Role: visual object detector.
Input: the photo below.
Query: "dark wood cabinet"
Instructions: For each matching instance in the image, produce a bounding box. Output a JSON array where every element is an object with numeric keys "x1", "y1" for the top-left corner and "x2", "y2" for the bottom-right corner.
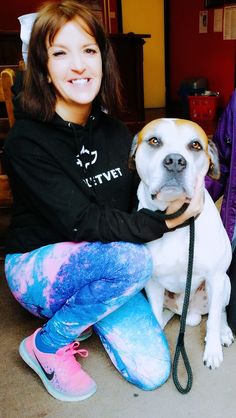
[
  {"x1": 110, "y1": 34, "x2": 150, "y2": 126},
  {"x1": 0, "y1": 31, "x2": 22, "y2": 65}
]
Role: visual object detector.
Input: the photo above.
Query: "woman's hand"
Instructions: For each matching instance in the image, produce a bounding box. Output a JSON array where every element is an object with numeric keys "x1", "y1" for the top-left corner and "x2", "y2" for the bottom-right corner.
[{"x1": 165, "y1": 175, "x2": 205, "y2": 229}]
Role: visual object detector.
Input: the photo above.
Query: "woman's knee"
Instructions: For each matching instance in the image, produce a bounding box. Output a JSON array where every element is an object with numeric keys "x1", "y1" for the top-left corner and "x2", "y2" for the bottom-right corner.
[{"x1": 104, "y1": 242, "x2": 153, "y2": 289}]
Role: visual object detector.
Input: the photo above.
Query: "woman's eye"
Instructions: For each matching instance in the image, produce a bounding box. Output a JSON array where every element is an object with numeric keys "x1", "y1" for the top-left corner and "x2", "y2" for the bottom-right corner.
[
  {"x1": 84, "y1": 48, "x2": 97, "y2": 55},
  {"x1": 52, "y1": 50, "x2": 66, "y2": 57},
  {"x1": 148, "y1": 137, "x2": 161, "y2": 147},
  {"x1": 190, "y1": 140, "x2": 202, "y2": 151}
]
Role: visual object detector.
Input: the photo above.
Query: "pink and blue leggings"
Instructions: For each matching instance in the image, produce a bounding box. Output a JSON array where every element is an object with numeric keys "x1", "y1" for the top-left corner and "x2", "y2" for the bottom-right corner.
[{"x1": 5, "y1": 241, "x2": 171, "y2": 390}]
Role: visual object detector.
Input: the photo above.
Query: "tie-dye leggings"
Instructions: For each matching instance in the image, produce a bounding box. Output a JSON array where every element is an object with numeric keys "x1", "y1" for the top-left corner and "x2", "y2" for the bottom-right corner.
[{"x1": 5, "y1": 241, "x2": 171, "y2": 390}]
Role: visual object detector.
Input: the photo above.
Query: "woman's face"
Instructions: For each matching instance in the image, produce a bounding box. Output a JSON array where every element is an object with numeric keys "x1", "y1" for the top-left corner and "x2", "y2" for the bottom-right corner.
[{"x1": 47, "y1": 19, "x2": 103, "y2": 122}]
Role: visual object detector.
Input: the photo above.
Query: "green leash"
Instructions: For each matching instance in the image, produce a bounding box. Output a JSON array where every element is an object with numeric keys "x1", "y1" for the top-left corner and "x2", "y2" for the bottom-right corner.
[
  {"x1": 172, "y1": 217, "x2": 195, "y2": 394},
  {"x1": 154, "y1": 204, "x2": 195, "y2": 394}
]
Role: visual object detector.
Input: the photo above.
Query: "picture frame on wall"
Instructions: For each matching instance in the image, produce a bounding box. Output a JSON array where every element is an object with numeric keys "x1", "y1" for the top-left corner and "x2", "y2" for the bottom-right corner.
[
  {"x1": 79, "y1": 0, "x2": 122, "y2": 34},
  {"x1": 79, "y1": 0, "x2": 105, "y2": 27},
  {"x1": 204, "y1": 0, "x2": 224, "y2": 7}
]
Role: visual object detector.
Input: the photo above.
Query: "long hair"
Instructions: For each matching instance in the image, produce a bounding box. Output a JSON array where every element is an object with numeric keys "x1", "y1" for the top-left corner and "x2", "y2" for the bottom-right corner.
[{"x1": 21, "y1": 0, "x2": 123, "y2": 121}]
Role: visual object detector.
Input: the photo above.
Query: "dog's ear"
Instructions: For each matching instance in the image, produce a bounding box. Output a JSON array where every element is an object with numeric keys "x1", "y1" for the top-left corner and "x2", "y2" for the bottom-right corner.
[
  {"x1": 128, "y1": 134, "x2": 139, "y2": 170},
  {"x1": 207, "y1": 138, "x2": 220, "y2": 179}
]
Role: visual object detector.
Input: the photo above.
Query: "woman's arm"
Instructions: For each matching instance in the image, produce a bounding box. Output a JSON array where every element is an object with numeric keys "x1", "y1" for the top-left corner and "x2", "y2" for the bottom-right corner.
[{"x1": 4, "y1": 132, "x2": 170, "y2": 244}]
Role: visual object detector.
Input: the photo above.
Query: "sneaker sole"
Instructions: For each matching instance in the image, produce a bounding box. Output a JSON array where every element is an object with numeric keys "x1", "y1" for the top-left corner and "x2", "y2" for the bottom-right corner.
[
  {"x1": 19, "y1": 338, "x2": 97, "y2": 402},
  {"x1": 76, "y1": 327, "x2": 93, "y2": 342}
]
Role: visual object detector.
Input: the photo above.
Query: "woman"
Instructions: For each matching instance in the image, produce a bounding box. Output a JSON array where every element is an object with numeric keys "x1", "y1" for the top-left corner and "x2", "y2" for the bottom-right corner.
[
  {"x1": 206, "y1": 89, "x2": 236, "y2": 335},
  {"x1": 3, "y1": 0, "x2": 203, "y2": 402}
]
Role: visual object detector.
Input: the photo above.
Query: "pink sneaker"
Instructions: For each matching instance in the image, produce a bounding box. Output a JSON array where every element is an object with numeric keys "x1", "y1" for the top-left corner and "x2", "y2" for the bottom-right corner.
[{"x1": 19, "y1": 328, "x2": 97, "y2": 402}]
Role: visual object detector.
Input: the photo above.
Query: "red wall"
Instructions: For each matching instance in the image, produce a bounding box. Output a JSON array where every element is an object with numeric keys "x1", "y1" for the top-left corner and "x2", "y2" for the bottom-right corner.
[
  {"x1": 0, "y1": 1, "x2": 45, "y2": 31},
  {"x1": 0, "y1": 1, "x2": 118, "y2": 31},
  {"x1": 169, "y1": 0, "x2": 236, "y2": 108}
]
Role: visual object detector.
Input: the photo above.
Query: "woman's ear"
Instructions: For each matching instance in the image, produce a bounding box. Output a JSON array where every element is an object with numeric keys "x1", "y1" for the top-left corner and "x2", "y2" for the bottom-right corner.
[
  {"x1": 128, "y1": 134, "x2": 139, "y2": 170},
  {"x1": 207, "y1": 139, "x2": 220, "y2": 179}
]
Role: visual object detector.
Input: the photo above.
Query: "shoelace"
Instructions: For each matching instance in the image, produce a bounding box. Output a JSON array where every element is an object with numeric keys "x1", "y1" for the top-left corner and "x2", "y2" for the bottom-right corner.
[{"x1": 57, "y1": 341, "x2": 89, "y2": 361}]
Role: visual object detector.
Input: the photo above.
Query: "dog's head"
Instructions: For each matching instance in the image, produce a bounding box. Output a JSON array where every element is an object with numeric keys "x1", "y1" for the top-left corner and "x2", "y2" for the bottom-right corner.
[{"x1": 129, "y1": 118, "x2": 220, "y2": 205}]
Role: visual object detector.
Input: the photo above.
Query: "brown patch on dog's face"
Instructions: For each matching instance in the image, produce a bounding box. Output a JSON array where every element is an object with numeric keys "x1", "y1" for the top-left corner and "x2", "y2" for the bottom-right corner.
[{"x1": 206, "y1": 139, "x2": 220, "y2": 179}]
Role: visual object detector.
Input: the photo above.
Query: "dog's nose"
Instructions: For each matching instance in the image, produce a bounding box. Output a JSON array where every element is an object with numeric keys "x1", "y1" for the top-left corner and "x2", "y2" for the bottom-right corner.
[{"x1": 163, "y1": 153, "x2": 187, "y2": 172}]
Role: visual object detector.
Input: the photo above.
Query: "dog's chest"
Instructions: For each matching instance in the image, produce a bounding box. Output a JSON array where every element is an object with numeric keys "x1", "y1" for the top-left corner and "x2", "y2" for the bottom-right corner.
[
  {"x1": 146, "y1": 222, "x2": 213, "y2": 293},
  {"x1": 148, "y1": 227, "x2": 191, "y2": 269}
]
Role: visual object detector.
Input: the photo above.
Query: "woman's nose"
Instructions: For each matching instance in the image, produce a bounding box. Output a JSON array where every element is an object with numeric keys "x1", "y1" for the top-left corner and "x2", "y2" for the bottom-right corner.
[{"x1": 70, "y1": 53, "x2": 85, "y2": 73}]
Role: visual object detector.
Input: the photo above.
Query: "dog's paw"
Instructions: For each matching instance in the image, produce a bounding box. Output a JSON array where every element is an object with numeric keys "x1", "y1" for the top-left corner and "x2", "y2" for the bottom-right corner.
[
  {"x1": 162, "y1": 309, "x2": 175, "y2": 328},
  {"x1": 186, "y1": 312, "x2": 202, "y2": 326},
  {"x1": 203, "y1": 341, "x2": 223, "y2": 369},
  {"x1": 220, "y1": 324, "x2": 234, "y2": 347}
]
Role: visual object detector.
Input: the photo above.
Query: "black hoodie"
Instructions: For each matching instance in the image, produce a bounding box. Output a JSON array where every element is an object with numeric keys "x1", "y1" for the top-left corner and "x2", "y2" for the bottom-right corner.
[{"x1": 3, "y1": 108, "x2": 169, "y2": 253}]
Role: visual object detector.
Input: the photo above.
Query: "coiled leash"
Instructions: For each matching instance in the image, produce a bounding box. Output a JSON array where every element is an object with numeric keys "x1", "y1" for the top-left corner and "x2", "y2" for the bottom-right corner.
[{"x1": 155, "y1": 203, "x2": 195, "y2": 394}]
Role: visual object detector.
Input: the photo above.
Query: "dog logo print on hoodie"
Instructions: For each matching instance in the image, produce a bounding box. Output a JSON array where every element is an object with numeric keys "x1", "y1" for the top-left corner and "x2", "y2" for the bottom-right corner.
[{"x1": 76, "y1": 145, "x2": 97, "y2": 169}]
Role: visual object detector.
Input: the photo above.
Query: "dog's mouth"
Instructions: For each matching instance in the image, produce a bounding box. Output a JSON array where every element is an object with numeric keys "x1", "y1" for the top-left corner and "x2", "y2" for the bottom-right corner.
[{"x1": 151, "y1": 180, "x2": 189, "y2": 202}]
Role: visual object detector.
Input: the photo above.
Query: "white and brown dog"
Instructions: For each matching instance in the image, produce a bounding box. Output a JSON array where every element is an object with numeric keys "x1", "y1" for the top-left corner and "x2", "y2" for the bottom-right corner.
[{"x1": 130, "y1": 118, "x2": 234, "y2": 369}]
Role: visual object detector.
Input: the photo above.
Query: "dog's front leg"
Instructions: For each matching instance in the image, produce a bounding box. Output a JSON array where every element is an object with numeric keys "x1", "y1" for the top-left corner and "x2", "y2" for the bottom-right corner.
[
  {"x1": 145, "y1": 278, "x2": 166, "y2": 328},
  {"x1": 203, "y1": 272, "x2": 233, "y2": 369}
]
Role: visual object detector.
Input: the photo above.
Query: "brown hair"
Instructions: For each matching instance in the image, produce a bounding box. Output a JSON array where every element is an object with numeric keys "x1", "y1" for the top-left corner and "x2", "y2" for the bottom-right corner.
[{"x1": 21, "y1": 0, "x2": 123, "y2": 121}]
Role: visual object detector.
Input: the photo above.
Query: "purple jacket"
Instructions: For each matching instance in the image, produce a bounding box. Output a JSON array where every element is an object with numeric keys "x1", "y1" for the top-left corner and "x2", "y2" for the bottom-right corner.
[{"x1": 205, "y1": 89, "x2": 236, "y2": 242}]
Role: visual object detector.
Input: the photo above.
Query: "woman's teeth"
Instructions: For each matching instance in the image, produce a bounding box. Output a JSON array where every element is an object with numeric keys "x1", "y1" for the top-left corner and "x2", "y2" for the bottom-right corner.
[{"x1": 72, "y1": 78, "x2": 89, "y2": 85}]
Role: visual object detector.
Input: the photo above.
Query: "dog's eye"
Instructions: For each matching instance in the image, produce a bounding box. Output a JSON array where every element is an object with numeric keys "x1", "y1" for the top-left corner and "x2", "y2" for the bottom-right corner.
[
  {"x1": 148, "y1": 137, "x2": 162, "y2": 147},
  {"x1": 189, "y1": 140, "x2": 202, "y2": 151}
]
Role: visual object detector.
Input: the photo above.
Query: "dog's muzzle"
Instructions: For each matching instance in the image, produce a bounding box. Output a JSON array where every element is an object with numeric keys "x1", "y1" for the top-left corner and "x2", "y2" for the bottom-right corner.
[
  {"x1": 151, "y1": 154, "x2": 188, "y2": 201},
  {"x1": 163, "y1": 153, "x2": 187, "y2": 173}
]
